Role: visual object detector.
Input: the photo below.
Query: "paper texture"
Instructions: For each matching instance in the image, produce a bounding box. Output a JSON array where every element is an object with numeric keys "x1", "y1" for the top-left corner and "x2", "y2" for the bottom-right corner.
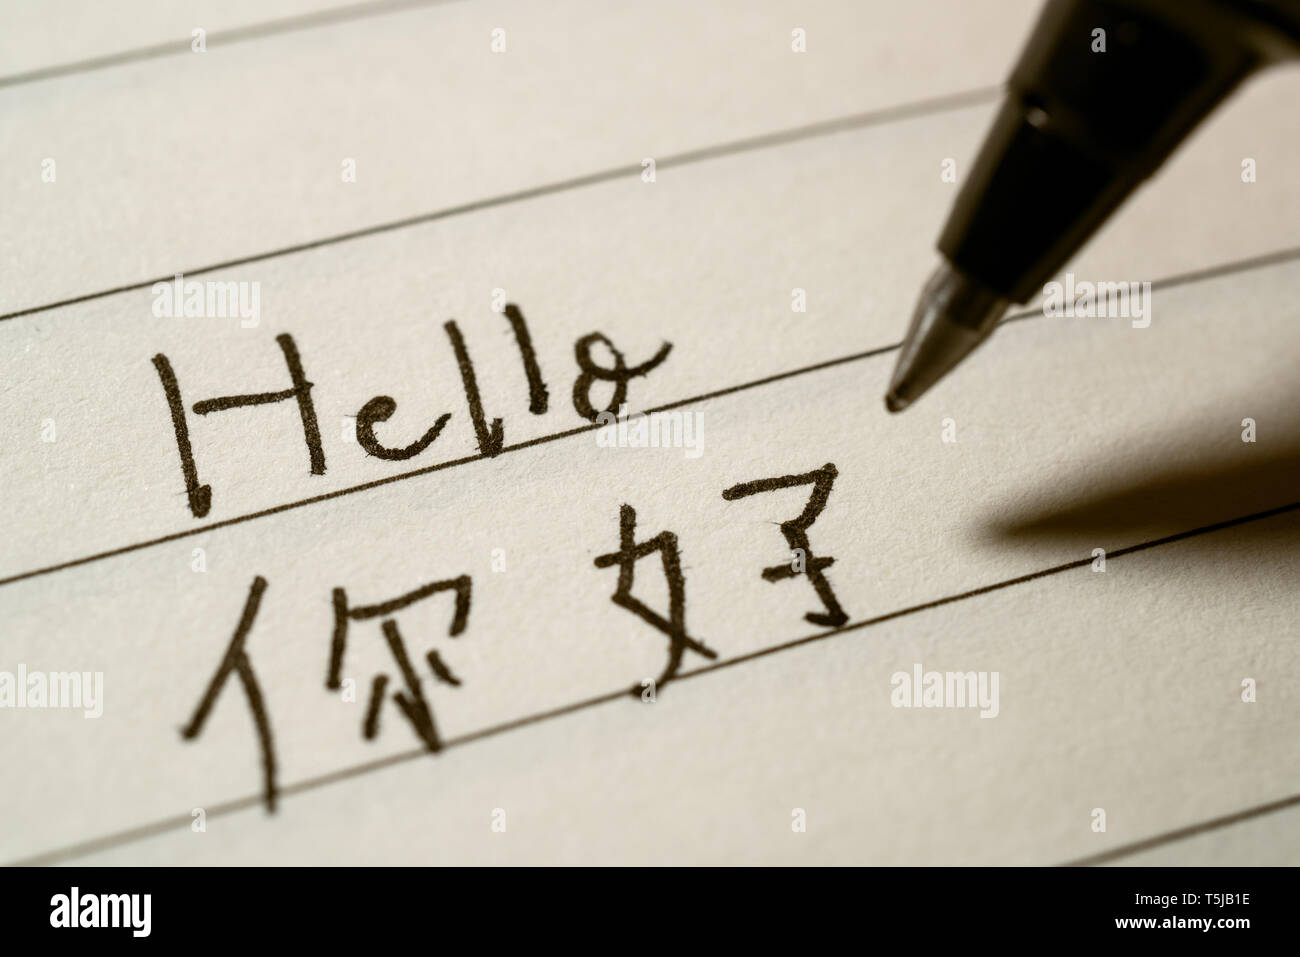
[{"x1": 1, "y1": 0, "x2": 1297, "y2": 865}]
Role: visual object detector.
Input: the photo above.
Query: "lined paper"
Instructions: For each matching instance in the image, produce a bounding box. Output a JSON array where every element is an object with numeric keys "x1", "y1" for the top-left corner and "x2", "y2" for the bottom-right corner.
[{"x1": 2, "y1": 0, "x2": 1298, "y2": 866}]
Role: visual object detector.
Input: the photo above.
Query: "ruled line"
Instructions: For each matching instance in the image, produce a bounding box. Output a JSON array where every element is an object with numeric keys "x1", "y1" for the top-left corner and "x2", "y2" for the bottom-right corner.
[
  {"x1": 0, "y1": 0, "x2": 467, "y2": 90},
  {"x1": 4, "y1": 241, "x2": 1300, "y2": 592},
  {"x1": 1062, "y1": 790, "x2": 1300, "y2": 867},
  {"x1": 9, "y1": 495, "x2": 1298, "y2": 867},
  {"x1": 999, "y1": 242, "x2": 1300, "y2": 325},
  {"x1": 0, "y1": 87, "x2": 1002, "y2": 324}
]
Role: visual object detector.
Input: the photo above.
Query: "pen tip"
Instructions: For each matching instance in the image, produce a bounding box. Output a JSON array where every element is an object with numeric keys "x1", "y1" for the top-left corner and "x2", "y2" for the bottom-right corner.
[{"x1": 884, "y1": 261, "x2": 1009, "y2": 413}]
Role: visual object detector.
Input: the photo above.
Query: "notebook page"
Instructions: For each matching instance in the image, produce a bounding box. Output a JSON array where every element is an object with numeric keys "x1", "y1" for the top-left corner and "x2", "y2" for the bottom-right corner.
[
  {"x1": 0, "y1": 0, "x2": 395, "y2": 83},
  {"x1": 0, "y1": 0, "x2": 1035, "y2": 316},
  {"x1": 2, "y1": 0, "x2": 1297, "y2": 866}
]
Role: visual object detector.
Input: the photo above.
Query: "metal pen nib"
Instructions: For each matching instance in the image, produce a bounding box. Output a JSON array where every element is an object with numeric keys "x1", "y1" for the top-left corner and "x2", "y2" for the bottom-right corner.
[{"x1": 884, "y1": 261, "x2": 1010, "y2": 413}]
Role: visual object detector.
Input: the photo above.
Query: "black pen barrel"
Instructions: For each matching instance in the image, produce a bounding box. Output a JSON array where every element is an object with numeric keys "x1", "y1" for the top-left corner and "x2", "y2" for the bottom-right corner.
[{"x1": 938, "y1": 0, "x2": 1300, "y2": 303}]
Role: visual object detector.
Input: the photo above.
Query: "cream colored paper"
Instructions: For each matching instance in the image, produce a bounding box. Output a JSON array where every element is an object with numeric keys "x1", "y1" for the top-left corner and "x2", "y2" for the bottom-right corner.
[{"x1": 1, "y1": 0, "x2": 1296, "y2": 866}]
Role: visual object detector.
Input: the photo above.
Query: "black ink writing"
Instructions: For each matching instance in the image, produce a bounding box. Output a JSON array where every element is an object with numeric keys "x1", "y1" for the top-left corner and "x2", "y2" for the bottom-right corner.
[
  {"x1": 572, "y1": 333, "x2": 672, "y2": 422},
  {"x1": 444, "y1": 319, "x2": 504, "y2": 457},
  {"x1": 328, "y1": 575, "x2": 472, "y2": 751},
  {"x1": 150, "y1": 304, "x2": 673, "y2": 519},
  {"x1": 354, "y1": 396, "x2": 451, "y2": 461},
  {"x1": 181, "y1": 575, "x2": 279, "y2": 811},
  {"x1": 594, "y1": 503, "x2": 716, "y2": 695},
  {"x1": 503, "y1": 303, "x2": 549, "y2": 415},
  {"x1": 153, "y1": 334, "x2": 325, "y2": 519},
  {"x1": 722, "y1": 463, "x2": 849, "y2": 628}
]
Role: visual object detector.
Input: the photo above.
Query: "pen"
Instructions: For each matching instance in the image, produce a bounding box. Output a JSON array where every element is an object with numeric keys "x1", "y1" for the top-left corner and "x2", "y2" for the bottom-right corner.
[{"x1": 885, "y1": 0, "x2": 1300, "y2": 413}]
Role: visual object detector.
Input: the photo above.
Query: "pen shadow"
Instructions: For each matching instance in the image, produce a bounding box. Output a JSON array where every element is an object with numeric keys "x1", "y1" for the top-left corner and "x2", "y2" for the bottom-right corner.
[{"x1": 983, "y1": 413, "x2": 1300, "y2": 559}]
